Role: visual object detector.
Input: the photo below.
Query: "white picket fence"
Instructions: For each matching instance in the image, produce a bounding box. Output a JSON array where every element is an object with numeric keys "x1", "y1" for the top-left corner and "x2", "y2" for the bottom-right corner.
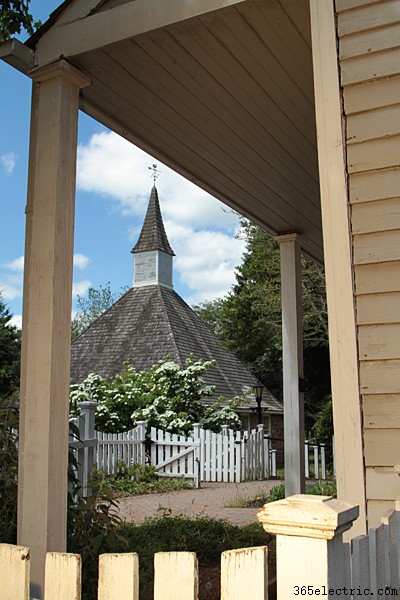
[
  {"x1": 70, "y1": 403, "x2": 332, "y2": 492},
  {"x1": 96, "y1": 422, "x2": 146, "y2": 474},
  {"x1": 70, "y1": 402, "x2": 274, "y2": 489},
  {"x1": 3, "y1": 497, "x2": 400, "y2": 599},
  {"x1": 150, "y1": 426, "x2": 201, "y2": 487}
]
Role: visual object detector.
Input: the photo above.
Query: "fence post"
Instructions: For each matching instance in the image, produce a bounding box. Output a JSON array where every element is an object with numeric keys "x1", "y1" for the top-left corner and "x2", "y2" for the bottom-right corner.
[
  {"x1": 305, "y1": 440, "x2": 310, "y2": 478},
  {"x1": 136, "y1": 421, "x2": 146, "y2": 465},
  {"x1": 192, "y1": 423, "x2": 201, "y2": 488},
  {"x1": 258, "y1": 495, "x2": 359, "y2": 599},
  {"x1": 270, "y1": 449, "x2": 277, "y2": 477},
  {"x1": 313, "y1": 445, "x2": 319, "y2": 479},
  {"x1": 77, "y1": 401, "x2": 97, "y2": 495},
  {"x1": 321, "y1": 444, "x2": 326, "y2": 480}
]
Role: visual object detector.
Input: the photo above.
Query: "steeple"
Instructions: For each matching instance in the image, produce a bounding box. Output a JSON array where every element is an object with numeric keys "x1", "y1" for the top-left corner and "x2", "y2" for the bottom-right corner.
[{"x1": 131, "y1": 185, "x2": 175, "y2": 289}]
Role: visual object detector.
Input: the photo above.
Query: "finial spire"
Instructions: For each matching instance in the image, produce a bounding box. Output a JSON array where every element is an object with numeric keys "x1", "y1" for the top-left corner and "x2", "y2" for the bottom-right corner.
[{"x1": 148, "y1": 163, "x2": 160, "y2": 185}]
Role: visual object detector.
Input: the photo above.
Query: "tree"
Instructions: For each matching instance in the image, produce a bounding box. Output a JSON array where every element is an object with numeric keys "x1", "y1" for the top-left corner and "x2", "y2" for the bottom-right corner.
[
  {"x1": 0, "y1": 0, "x2": 40, "y2": 42},
  {"x1": 193, "y1": 221, "x2": 331, "y2": 433},
  {"x1": 70, "y1": 358, "x2": 242, "y2": 434},
  {"x1": 71, "y1": 283, "x2": 128, "y2": 340},
  {"x1": 0, "y1": 292, "x2": 20, "y2": 400}
]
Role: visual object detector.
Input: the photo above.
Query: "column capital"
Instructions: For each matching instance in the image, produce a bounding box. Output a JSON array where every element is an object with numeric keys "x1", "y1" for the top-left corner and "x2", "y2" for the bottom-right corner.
[
  {"x1": 258, "y1": 494, "x2": 359, "y2": 540},
  {"x1": 274, "y1": 232, "x2": 302, "y2": 245},
  {"x1": 29, "y1": 59, "x2": 91, "y2": 89}
]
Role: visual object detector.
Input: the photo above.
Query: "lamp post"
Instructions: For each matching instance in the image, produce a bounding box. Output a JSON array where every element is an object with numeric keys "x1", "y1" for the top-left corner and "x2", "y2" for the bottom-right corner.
[{"x1": 253, "y1": 384, "x2": 264, "y2": 425}]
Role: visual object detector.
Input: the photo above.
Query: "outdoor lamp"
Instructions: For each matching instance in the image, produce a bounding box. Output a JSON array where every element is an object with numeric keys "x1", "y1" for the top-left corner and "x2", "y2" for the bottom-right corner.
[{"x1": 253, "y1": 384, "x2": 264, "y2": 425}]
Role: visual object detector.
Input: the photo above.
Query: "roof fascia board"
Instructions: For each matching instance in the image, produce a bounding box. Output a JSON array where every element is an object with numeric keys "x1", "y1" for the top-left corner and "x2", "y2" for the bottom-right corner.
[
  {"x1": 0, "y1": 38, "x2": 34, "y2": 74},
  {"x1": 35, "y1": 0, "x2": 247, "y2": 67},
  {"x1": 52, "y1": 0, "x2": 104, "y2": 28}
]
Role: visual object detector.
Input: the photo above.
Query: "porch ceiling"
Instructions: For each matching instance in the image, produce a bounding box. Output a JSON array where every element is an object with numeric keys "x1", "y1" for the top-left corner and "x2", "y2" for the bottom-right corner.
[{"x1": 38, "y1": 0, "x2": 323, "y2": 261}]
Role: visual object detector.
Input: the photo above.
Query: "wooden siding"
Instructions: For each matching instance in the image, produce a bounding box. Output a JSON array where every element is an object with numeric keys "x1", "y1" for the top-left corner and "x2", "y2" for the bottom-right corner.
[{"x1": 337, "y1": 0, "x2": 400, "y2": 527}]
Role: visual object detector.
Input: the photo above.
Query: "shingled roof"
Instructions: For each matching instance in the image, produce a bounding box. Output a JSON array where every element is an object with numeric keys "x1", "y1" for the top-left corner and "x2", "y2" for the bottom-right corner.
[
  {"x1": 71, "y1": 185, "x2": 282, "y2": 414},
  {"x1": 70, "y1": 284, "x2": 282, "y2": 412},
  {"x1": 131, "y1": 186, "x2": 174, "y2": 256}
]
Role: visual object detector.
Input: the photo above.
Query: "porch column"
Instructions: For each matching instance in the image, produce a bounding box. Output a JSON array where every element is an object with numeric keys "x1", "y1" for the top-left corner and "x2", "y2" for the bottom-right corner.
[
  {"x1": 309, "y1": 0, "x2": 366, "y2": 535},
  {"x1": 276, "y1": 233, "x2": 305, "y2": 496},
  {"x1": 18, "y1": 60, "x2": 90, "y2": 598}
]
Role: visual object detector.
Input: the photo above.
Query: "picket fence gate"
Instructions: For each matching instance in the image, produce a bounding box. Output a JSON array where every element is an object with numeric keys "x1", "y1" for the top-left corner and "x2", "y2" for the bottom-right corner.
[
  {"x1": 3, "y1": 496, "x2": 400, "y2": 600},
  {"x1": 70, "y1": 403, "x2": 273, "y2": 489},
  {"x1": 70, "y1": 403, "x2": 332, "y2": 492}
]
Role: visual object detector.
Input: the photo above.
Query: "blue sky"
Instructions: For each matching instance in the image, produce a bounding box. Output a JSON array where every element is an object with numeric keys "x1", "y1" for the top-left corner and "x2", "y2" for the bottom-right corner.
[{"x1": 0, "y1": 0, "x2": 246, "y2": 328}]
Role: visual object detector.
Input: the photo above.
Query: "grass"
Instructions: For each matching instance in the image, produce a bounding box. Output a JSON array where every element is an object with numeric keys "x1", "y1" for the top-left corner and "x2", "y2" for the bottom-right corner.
[{"x1": 226, "y1": 480, "x2": 337, "y2": 509}]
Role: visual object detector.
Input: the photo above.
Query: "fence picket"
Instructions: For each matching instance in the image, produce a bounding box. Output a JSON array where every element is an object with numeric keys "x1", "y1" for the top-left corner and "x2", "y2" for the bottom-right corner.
[
  {"x1": 351, "y1": 535, "x2": 371, "y2": 595},
  {"x1": 44, "y1": 552, "x2": 81, "y2": 600},
  {"x1": 313, "y1": 445, "x2": 319, "y2": 479},
  {"x1": 0, "y1": 544, "x2": 30, "y2": 600},
  {"x1": 221, "y1": 546, "x2": 268, "y2": 600},
  {"x1": 98, "y1": 553, "x2": 139, "y2": 600},
  {"x1": 235, "y1": 431, "x2": 242, "y2": 483},
  {"x1": 381, "y1": 511, "x2": 394, "y2": 596},
  {"x1": 154, "y1": 552, "x2": 198, "y2": 600}
]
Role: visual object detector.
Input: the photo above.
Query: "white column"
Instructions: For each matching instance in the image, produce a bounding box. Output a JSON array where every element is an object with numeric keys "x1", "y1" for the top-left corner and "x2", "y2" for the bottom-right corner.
[
  {"x1": 258, "y1": 494, "x2": 359, "y2": 599},
  {"x1": 18, "y1": 60, "x2": 90, "y2": 598},
  {"x1": 276, "y1": 233, "x2": 305, "y2": 495},
  {"x1": 309, "y1": 0, "x2": 366, "y2": 535}
]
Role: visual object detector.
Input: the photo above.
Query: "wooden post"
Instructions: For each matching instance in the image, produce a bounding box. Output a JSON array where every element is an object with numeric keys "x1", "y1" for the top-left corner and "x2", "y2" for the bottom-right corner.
[
  {"x1": 258, "y1": 494, "x2": 359, "y2": 599},
  {"x1": 17, "y1": 60, "x2": 90, "y2": 598},
  {"x1": 276, "y1": 233, "x2": 305, "y2": 495},
  {"x1": 309, "y1": 0, "x2": 366, "y2": 534},
  {"x1": 77, "y1": 401, "x2": 98, "y2": 495}
]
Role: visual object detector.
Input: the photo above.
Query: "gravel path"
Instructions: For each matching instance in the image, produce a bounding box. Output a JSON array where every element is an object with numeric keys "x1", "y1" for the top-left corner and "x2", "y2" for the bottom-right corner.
[{"x1": 116, "y1": 479, "x2": 279, "y2": 526}]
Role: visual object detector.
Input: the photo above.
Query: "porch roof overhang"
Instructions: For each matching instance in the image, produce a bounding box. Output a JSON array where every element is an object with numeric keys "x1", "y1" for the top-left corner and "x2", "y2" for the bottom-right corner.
[{"x1": 1, "y1": 0, "x2": 322, "y2": 263}]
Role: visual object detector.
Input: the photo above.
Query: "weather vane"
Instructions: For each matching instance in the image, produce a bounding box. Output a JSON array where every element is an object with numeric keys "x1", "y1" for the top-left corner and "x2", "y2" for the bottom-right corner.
[{"x1": 148, "y1": 163, "x2": 160, "y2": 184}]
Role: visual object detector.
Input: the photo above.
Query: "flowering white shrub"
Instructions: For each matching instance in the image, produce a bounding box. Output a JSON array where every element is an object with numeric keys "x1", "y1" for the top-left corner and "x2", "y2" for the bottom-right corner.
[{"x1": 70, "y1": 358, "x2": 242, "y2": 434}]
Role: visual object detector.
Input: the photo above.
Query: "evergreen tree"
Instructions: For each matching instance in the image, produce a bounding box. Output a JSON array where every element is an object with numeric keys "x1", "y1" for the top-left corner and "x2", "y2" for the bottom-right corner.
[
  {"x1": 0, "y1": 293, "x2": 21, "y2": 400},
  {"x1": 194, "y1": 222, "x2": 331, "y2": 433}
]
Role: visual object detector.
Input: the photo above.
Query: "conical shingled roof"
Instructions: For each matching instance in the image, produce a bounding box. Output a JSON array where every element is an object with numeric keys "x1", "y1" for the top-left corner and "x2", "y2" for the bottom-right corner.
[
  {"x1": 131, "y1": 186, "x2": 175, "y2": 256},
  {"x1": 70, "y1": 285, "x2": 282, "y2": 412}
]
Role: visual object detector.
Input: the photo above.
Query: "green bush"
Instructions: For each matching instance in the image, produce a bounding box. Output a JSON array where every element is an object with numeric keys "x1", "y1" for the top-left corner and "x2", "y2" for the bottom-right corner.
[
  {"x1": 307, "y1": 479, "x2": 337, "y2": 497},
  {"x1": 0, "y1": 409, "x2": 18, "y2": 543},
  {"x1": 91, "y1": 462, "x2": 192, "y2": 495}
]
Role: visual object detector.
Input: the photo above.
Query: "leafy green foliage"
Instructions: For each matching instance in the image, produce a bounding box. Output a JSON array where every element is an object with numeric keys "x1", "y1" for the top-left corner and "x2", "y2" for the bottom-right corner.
[
  {"x1": 307, "y1": 479, "x2": 336, "y2": 497},
  {"x1": 70, "y1": 357, "x2": 242, "y2": 434},
  {"x1": 92, "y1": 462, "x2": 191, "y2": 495},
  {"x1": 0, "y1": 0, "x2": 40, "y2": 41},
  {"x1": 0, "y1": 293, "x2": 21, "y2": 401},
  {"x1": 0, "y1": 417, "x2": 128, "y2": 600},
  {"x1": 71, "y1": 283, "x2": 128, "y2": 340},
  {"x1": 0, "y1": 409, "x2": 18, "y2": 543},
  {"x1": 67, "y1": 470, "x2": 127, "y2": 600}
]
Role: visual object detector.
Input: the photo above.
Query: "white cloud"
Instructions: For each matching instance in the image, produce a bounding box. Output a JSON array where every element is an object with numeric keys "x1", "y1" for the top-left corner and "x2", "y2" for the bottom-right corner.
[
  {"x1": 7, "y1": 314, "x2": 22, "y2": 329},
  {"x1": 0, "y1": 281, "x2": 22, "y2": 301},
  {"x1": 73, "y1": 253, "x2": 91, "y2": 270},
  {"x1": 166, "y1": 223, "x2": 245, "y2": 304},
  {"x1": 77, "y1": 131, "x2": 239, "y2": 230},
  {"x1": 76, "y1": 130, "x2": 247, "y2": 304},
  {"x1": 4, "y1": 255, "x2": 24, "y2": 271},
  {"x1": 72, "y1": 280, "x2": 92, "y2": 298},
  {"x1": 1, "y1": 152, "x2": 17, "y2": 175}
]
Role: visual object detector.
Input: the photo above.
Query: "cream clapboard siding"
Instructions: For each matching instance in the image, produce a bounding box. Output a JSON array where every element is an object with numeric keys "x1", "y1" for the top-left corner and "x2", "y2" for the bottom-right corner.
[{"x1": 337, "y1": 0, "x2": 400, "y2": 526}]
